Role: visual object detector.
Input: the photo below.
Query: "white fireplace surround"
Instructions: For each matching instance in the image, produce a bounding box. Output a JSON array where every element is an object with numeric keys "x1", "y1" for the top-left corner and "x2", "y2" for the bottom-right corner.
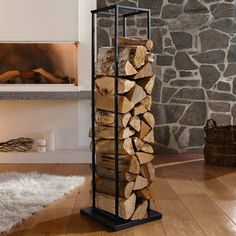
[{"x1": 0, "y1": 0, "x2": 96, "y2": 163}]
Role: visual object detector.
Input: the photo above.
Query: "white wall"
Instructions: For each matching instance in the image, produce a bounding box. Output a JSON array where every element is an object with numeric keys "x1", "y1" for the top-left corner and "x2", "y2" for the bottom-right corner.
[
  {"x1": 0, "y1": 0, "x2": 96, "y2": 163},
  {"x1": 0, "y1": 0, "x2": 78, "y2": 42}
]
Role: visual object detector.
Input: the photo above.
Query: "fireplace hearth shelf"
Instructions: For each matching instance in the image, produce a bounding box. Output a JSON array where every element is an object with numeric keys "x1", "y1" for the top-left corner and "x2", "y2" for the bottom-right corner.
[{"x1": 0, "y1": 90, "x2": 91, "y2": 100}]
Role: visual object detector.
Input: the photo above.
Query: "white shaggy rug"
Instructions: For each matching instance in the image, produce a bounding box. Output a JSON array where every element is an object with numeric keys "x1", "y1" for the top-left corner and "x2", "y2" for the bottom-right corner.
[{"x1": 0, "y1": 172, "x2": 85, "y2": 233}]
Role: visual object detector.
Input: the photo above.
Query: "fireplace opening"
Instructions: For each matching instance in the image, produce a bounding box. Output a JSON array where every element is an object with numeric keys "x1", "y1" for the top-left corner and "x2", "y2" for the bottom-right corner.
[{"x1": 0, "y1": 43, "x2": 78, "y2": 85}]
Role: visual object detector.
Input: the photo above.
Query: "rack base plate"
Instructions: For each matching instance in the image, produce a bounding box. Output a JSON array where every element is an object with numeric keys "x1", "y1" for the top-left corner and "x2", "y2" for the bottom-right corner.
[{"x1": 80, "y1": 207, "x2": 162, "y2": 231}]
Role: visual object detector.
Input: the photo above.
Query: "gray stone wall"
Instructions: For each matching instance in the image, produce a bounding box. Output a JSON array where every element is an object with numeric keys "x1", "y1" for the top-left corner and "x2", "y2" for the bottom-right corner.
[{"x1": 97, "y1": 0, "x2": 236, "y2": 154}]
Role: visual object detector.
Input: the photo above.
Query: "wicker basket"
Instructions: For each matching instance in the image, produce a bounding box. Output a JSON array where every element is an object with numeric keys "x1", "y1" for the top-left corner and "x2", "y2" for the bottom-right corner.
[{"x1": 204, "y1": 119, "x2": 236, "y2": 167}]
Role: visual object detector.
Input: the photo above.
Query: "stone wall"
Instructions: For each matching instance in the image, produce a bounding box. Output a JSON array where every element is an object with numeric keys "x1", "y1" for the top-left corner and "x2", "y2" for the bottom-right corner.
[{"x1": 97, "y1": 0, "x2": 236, "y2": 154}]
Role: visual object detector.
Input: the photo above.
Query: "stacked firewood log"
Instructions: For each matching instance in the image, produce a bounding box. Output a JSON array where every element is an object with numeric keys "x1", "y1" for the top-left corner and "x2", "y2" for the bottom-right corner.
[
  {"x1": 91, "y1": 37, "x2": 156, "y2": 220},
  {"x1": 0, "y1": 68, "x2": 75, "y2": 84}
]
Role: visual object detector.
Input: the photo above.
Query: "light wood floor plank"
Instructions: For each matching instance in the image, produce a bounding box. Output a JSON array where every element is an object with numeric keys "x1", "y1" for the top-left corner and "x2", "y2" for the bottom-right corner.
[{"x1": 160, "y1": 163, "x2": 236, "y2": 236}]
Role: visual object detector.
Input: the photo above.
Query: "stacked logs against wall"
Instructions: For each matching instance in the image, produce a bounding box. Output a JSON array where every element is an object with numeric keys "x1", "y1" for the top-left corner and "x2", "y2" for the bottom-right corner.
[
  {"x1": 0, "y1": 68, "x2": 76, "y2": 84},
  {"x1": 90, "y1": 37, "x2": 156, "y2": 220}
]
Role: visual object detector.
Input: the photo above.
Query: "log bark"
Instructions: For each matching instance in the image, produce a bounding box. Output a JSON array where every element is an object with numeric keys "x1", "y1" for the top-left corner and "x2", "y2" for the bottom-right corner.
[
  {"x1": 136, "y1": 75, "x2": 155, "y2": 95},
  {"x1": 95, "y1": 138, "x2": 134, "y2": 155},
  {"x1": 141, "y1": 112, "x2": 155, "y2": 128},
  {"x1": 96, "y1": 192, "x2": 136, "y2": 220},
  {"x1": 133, "y1": 63, "x2": 153, "y2": 80},
  {"x1": 96, "y1": 155, "x2": 140, "y2": 175},
  {"x1": 140, "y1": 162, "x2": 155, "y2": 183},
  {"x1": 141, "y1": 143, "x2": 154, "y2": 153},
  {"x1": 95, "y1": 76, "x2": 135, "y2": 95},
  {"x1": 96, "y1": 177, "x2": 134, "y2": 199},
  {"x1": 95, "y1": 110, "x2": 131, "y2": 128},
  {"x1": 146, "y1": 52, "x2": 155, "y2": 64},
  {"x1": 33, "y1": 68, "x2": 65, "y2": 83},
  {"x1": 138, "y1": 120, "x2": 151, "y2": 139},
  {"x1": 140, "y1": 96, "x2": 152, "y2": 111},
  {"x1": 90, "y1": 126, "x2": 135, "y2": 139},
  {"x1": 143, "y1": 129, "x2": 155, "y2": 144},
  {"x1": 96, "y1": 60, "x2": 137, "y2": 76},
  {"x1": 135, "y1": 187, "x2": 152, "y2": 200},
  {"x1": 132, "y1": 103, "x2": 147, "y2": 116},
  {"x1": 129, "y1": 116, "x2": 141, "y2": 132},
  {"x1": 96, "y1": 165, "x2": 137, "y2": 182},
  {"x1": 132, "y1": 137, "x2": 144, "y2": 151},
  {"x1": 118, "y1": 37, "x2": 153, "y2": 51},
  {"x1": 95, "y1": 93, "x2": 134, "y2": 113},
  {"x1": 136, "y1": 152, "x2": 155, "y2": 165},
  {"x1": 97, "y1": 46, "x2": 147, "y2": 69},
  {"x1": 131, "y1": 200, "x2": 148, "y2": 220},
  {"x1": 126, "y1": 84, "x2": 147, "y2": 106},
  {"x1": 0, "y1": 70, "x2": 20, "y2": 83},
  {"x1": 133, "y1": 175, "x2": 149, "y2": 190}
]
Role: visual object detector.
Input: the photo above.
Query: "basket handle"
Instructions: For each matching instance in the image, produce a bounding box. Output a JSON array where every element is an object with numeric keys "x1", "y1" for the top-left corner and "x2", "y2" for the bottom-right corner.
[{"x1": 204, "y1": 119, "x2": 218, "y2": 132}]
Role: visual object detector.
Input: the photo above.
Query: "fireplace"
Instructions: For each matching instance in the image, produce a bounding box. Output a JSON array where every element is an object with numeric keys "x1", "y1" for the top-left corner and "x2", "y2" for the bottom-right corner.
[{"x1": 0, "y1": 43, "x2": 78, "y2": 85}]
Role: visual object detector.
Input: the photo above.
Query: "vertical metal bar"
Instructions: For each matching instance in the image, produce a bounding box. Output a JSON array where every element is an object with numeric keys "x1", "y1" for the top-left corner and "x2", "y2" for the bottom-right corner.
[
  {"x1": 147, "y1": 10, "x2": 151, "y2": 39},
  {"x1": 91, "y1": 12, "x2": 96, "y2": 209},
  {"x1": 123, "y1": 17, "x2": 127, "y2": 37},
  {"x1": 114, "y1": 4, "x2": 119, "y2": 217},
  {"x1": 147, "y1": 9, "x2": 151, "y2": 215}
]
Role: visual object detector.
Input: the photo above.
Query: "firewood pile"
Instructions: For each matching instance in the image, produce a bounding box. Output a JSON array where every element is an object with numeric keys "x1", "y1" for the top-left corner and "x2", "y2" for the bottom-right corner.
[
  {"x1": 0, "y1": 68, "x2": 75, "y2": 84},
  {"x1": 91, "y1": 37, "x2": 156, "y2": 220},
  {"x1": 0, "y1": 138, "x2": 34, "y2": 152}
]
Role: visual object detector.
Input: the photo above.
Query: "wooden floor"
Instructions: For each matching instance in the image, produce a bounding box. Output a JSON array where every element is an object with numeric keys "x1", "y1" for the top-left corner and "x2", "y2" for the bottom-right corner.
[{"x1": 2, "y1": 154, "x2": 236, "y2": 236}]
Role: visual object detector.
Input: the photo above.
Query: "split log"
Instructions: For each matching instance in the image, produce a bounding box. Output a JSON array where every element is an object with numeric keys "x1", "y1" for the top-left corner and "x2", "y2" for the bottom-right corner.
[
  {"x1": 118, "y1": 37, "x2": 153, "y2": 51},
  {"x1": 133, "y1": 63, "x2": 153, "y2": 80},
  {"x1": 96, "y1": 155, "x2": 140, "y2": 174},
  {"x1": 140, "y1": 96, "x2": 152, "y2": 111},
  {"x1": 126, "y1": 84, "x2": 147, "y2": 106},
  {"x1": 136, "y1": 75, "x2": 155, "y2": 95},
  {"x1": 132, "y1": 104, "x2": 147, "y2": 116},
  {"x1": 136, "y1": 152, "x2": 155, "y2": 165},
  {"x1": 96, "y1": 177, "x2": 134, "y2": 199},
  {"x1": 133, "y1": 175, "x2": 149, "y2": 190},
  {"x1": 138, "y1": 121, "x2": 151, "y2": 139},
  {"x1": 0, "y1": 70, "x2": 20, "y2": 83},
  {"x1": 90, "y1": 126, "x2": 135, "y2": 139},
  {"x1": 141, "y1": 143, "x2": 154, "y2": 153},
  {"x1": 97, "y1": 46, "x2": 147, "y2": 69},
  {"x1": 33, "y1": 68, "x2": 65, "y2": 83},
  {"x1": 135, "y1": 187, "x2": 152, "y2": 200},
  {"x1": 96, "y1": 165, "x2": 137, "y2": 182},
  {"x1": 95, "y1": 76, "x2": 135, "y2": 95},
  {"x1": 132, "y1": 137, "x2": 144, "y2": 151},
  {"x1": 95, "y1": 93, "x2": 134, "y2": 113},
  {"x1": 140, "y1": 162, "x2": 155, "y2": 183},
  {"x1": 95, "y1": 138, "x2": 134, "y2": 155},
  {"x1": 96, "y1": 192, "x2": 136, "y2": 220},
  {"x1": 129, "y1": 116, "x2": 141, "y2": 132},
  {"x1": 146, "y1": 52, "x2": 155, "y2": 64},
  {"x1": 141, "y1": 112, "x2": 155, "y2": 128},
  {"x1": 96, "y1": 60, "x2": 137, "y2": 76},
  {"x1": 131, "y1": 200, "x2": 148, "y2": 220},
  {"x1": 95, "y1": 110, "x2": 131, "y2": 128},
  {"x1": 143, "y1": 129, "x2": 155, "y2": 144}
]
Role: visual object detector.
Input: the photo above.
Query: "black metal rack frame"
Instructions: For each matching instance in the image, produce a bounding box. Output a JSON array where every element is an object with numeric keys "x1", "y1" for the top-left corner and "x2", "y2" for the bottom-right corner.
[{"x1": 80, "y1": 4, "x2": 162, "y2": 231}]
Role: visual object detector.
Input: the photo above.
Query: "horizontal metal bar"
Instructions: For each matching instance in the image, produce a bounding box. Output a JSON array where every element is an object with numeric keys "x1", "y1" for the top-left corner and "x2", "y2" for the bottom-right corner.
[
  {"x1": 122, "y1": 10, "x2": 146, "y2": 18},
  {"x1": 91, "y1": 5, "x2": 116, "y2": 14},
  {"x1": 117, "y1": 4, "x2": 150, "y2": 13},
  {"x1": 97, "y1": 12, "x2": 123, "y2": 17},
  {"x1": 91, "y1": 4, "x2": 150, "y2": 15}
]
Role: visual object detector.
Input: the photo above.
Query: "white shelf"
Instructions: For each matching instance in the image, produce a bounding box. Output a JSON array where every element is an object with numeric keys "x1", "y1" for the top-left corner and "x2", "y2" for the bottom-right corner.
[
  {"x1": 0, "y1": 148, "x2": 91, "y2": 163},
  {"x1": 0, "y1": 84, "x2": 79, "y2": 92}
]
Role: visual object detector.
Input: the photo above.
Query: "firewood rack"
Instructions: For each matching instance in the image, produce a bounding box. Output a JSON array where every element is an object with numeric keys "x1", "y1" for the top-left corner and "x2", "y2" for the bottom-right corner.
[{"x1": 80, "y1": 4, "x2": 162, "y2": 231}]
